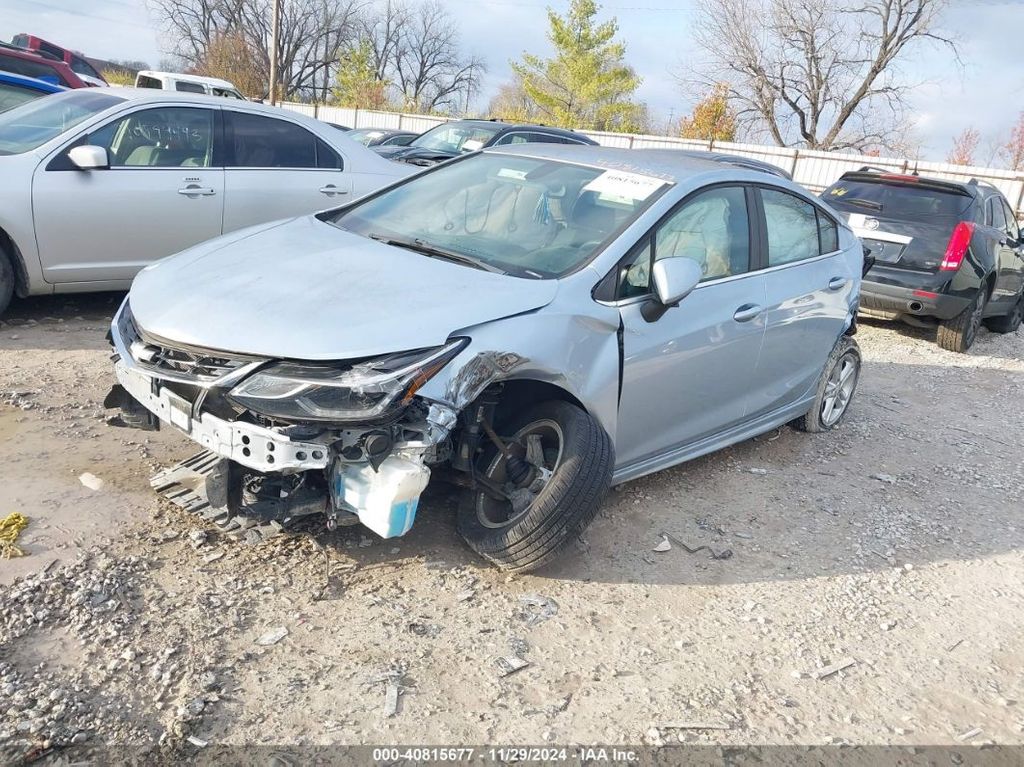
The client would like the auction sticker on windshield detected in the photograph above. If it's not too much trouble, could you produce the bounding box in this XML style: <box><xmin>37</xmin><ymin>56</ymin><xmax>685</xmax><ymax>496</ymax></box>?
<box><xmin>583</xmin><ymin>170</ymin><xmax>667</xmax><ymax>203</ymax></box>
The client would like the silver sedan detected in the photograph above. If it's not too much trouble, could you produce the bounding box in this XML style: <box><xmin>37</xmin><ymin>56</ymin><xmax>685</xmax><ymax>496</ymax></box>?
<box><xmin>108</xmin><ymin>145</ymin><xmax>864</xmax><ymax>571</ymax></box>
<box><xmin>0</xmin><ymin>89</ymin><xmax>411</xmax><ymax>315</ymax></box>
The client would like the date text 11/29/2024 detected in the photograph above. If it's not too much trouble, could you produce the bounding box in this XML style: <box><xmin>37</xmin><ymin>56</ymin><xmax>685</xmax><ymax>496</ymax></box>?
<box><xmin>372</xmin><ymin>747</ymin><xmax>640</xmax><ymax>762</ymax></box>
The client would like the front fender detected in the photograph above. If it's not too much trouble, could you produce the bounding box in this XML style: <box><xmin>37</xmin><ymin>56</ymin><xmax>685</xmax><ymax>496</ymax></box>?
<box><xmin>417</xmin><ymin>303</ymin><xmax>622</xmax><ymax>442</ymax></box>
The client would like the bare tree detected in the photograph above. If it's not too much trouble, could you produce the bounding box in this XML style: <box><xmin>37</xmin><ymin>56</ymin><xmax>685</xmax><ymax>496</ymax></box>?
<box><xmin>688</xmin><ymin>0</ymin><xmax>955</xmax><ymax>151</ymax></box>
<box><xmin>947</xmin><ymin>126</ymin><xmax>979</xmax><ymax>166</ymax></box>
<box><xmin>149</xmin><ymin>0</ymin><xmax>361</xmax><ymax>100</ymax></box>
<box><xmin>360</xmin><ymin>0</ymin><xmax>484</xmax><ymax>113</ymax></box>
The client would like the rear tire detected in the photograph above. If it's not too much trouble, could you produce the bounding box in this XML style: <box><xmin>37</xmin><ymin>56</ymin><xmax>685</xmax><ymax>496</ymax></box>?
<box><xmin>983</xmin><ymin>291</ymin><xmax>1023</xmax><ymax>334</ymax></box>
<box><xmin>792</xmin><ymin>336</ymin><xmax>861</xmax><ymax>433</ymax></box>
<box><xmin>0</xmin><ymin>249</ymin><xmax>14</xmax><ymax>318</ymax></box>
<box><xmin>937</xmin><ymin>289</ymin><xmax>986</xmax><ymax>352</ymax></box>
<box><xmin>457</xmin><ymin>400</ymin><xmax>613</xmax><ymax>572</ymax></box>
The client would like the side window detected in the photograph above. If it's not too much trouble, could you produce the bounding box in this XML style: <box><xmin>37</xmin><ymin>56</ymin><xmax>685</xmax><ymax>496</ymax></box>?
<box><xmin>227</xmin><ymin>112</ymin><xmax>318</xmax><ymax>168</ymax></box>
<box><xmin>315</xmin><ymin>138</ymin><xmax>343</xmax><ymax>169</ymax></box>
<box><xmin>70</xmin><ymin>56</ymin><xmax>101</xmax><ymax>79</ymax></box>
<box><xmin>86</xmin><ymin>107</ymin><xmax>215</xmax><ymax>168</ymax></box>
<box><xmin>655</xmin><ymin>186</ymin><xmax>750</xmax><ymax>281</ymax></box>
<box><xmin>1001</xmin><ymin>199</ymin><xmax>1020</xmax><ymax>240</ymax></box>
<box><xmin>492</xmin><ymin>133</ymin><xmax>527</xmax><ymax>146</ymax></box>
<box><xmin>136</xmin><ymin>75</ymin><xmax>162</xmax><ymax>89</ymax></box>
<box><xmin>526</xmin><ymin>132</ymin><xmax>562</xmax><ymax>144</ymax></box>
<box><xmin>175</xmin><ymin>81</ymin><xmax>206</xmax><ymax>93</ymax></box>
<box><xmin>762</xmin><ymin>188</ymin><xmax>820</xmax><ymax>266</ymax></box>
<box><xmin>990</xmin><ymin>197</ymin><xmax>1007</xmax><ymax>232</ymax></box>
<box><xmin>817</xmin><ymin>210</ymin><xmax>838</xmax><ymax>253</ymax></box>
<box><xmin>616</xmin><ymin>238</ymin><xmax>653</xmax><ymax>299</ymax></box>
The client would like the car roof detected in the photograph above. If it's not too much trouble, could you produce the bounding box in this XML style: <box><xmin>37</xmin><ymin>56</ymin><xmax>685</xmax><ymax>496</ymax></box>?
<box><xmin>441</xmin><ymin>118</ymin><xmax>588</xmax><ymax>138</ymax></box>
<box><xmin>136</xmin><ymin>70</ymin><xmax>239</xmax><ymax>89</ymax></box>
<box><xmin>485</xmin><ymin>143</ymin><xmax>789</xmax><ymax>183</ymax></box>
<box><xmin>0</xmin><ymin>70</ymin><xmax>65</xmax><ymax>93</ymax></box>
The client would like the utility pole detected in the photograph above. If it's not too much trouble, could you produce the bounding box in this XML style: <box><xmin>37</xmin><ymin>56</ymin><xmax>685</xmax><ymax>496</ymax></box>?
<box><xmin>269</xmin><ymin>0</ymin><xmax>281</xmax><ymax>105</ymax></box>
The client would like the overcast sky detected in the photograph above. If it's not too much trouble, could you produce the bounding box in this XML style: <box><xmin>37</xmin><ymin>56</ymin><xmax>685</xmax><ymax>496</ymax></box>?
<box><xmin>4</xmin><ymin>0</ymin><xmax>1022</xmax><ymax>162</ymax></box>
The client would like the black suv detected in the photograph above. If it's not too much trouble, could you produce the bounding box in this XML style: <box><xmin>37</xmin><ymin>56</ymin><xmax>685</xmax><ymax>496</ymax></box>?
<box><xmin>373</xmin><ymin>119</ymin><xmax>597</xmax><ymax>167</ymax></box>
<box><xmin>822</xmin><ymin>168</ymin><xmax>1024</xmax><ymax>352</ymax></box>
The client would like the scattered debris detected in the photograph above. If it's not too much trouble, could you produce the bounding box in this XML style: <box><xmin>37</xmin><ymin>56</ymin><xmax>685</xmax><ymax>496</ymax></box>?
<box><xmin>871</xmin><ymin>473</ymin><xmax>897</xmax><ymax>484</ymax></box>
<box><xmin>407</xmin><ymin>621</ymin><xmax>442</xmax><ymax>637</ymax></box>
<box><xmin>518</xmin><ymin>594</ymin><xmax>559</xmax><ymax>626</ymax></box>
<box><xmin>78</xmin><ymin>472</ymin><xmax>105</xmax><ymax>491</ymax></box>
<box><xmin>255</xmin><ymin>627</ymin><xmax>289</xmax><ymax>646</ymax></box>
<box><xmin>746</xmin><ymin>467</ymin><xmax>769</xmax><ymax>475</ymax></box>
<box><xmin>495</xmin><ymin>656</ymin><xmax>530</xmax><ymax>677</ymax></box>
<box><xmin>186</xmin><ymin>735</ymin><xmax>208</xmax><ymax>748</ymax></box>
<box><xmin>383</xmin><ymin>681</ymin><xmax>400</xmax><ymax>718</ymax></box>
<box><xmin>813</xmin><ymin>657</ymin><xmax>857</xmax><ymax>679</ymax></box>
<box><xmin>956</xmin><ymin>727</ymin><xmax>982</xmax><ymax>742</ymax></box>
<box><xmin>946</xmin><ymin>638</ymin><xmax>964</xmax><ymax>652</ymax></box>
<box><xmin>202</xmin><ymin>550</ymin><xmax>225</xmax><ymax>564</ymax></box>
<box><xmin>660</xmin><ymin>531</ymin><xmax>733</xmax><ymax>560</ymax></box>
<box><xmin>880</xmin><ymin>620</ymin><xmax>897</xmax><ymax>631</ymax></box>
<box><xmin>653</xmin><ymin>536</ymin><xmax>672</xmax><ymax>553</ymax></box>
<box><xmin>455</xmin><ymin>590</ymin><xmax>475</xmax><ymax>602</ymax></box>
<box><xmin>188</xmin><ymin>530</ymin><xmax>208</xmax><ymax>549</ymax></box>
<box><xmin>0</xmin><ymin>511</ymin><xmax>29</xmax><ymax>558</ymax></box>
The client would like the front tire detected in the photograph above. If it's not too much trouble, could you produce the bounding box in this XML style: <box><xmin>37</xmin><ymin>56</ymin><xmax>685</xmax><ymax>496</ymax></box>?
<box><xmin>937</xmin><ymin>289</ymin><xmax>986</xmax><ymax>352</ymax></box>
<box><xmin>983</xmin><ymin>291</ymin><xmax>1023</xmax><ymax>334</ymax></box>
<box><xmin>792</xmin><ymin>336</ymin><xmax>861</xmax><ymax>433</ymax></box>
<box><xmin>457</xmin><ymin>400</ymin><xmax>613</xmax><ymax>572</ymax></box>
<box><xmin>0</xmin><ymin>248</ymin><xmax>14</xmax><ymax>318</ymax></box>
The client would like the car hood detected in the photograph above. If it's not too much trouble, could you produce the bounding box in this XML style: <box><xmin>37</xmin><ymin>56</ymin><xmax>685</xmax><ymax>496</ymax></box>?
<box><xmin>375</xmin><ymin>145</ymin><xmax>460</xmax><ymax>164</ymax></box>
<box><xmin>128</xmin><ymin>216</ymin><xmax>558</xmax><ymax>360</ymax></box>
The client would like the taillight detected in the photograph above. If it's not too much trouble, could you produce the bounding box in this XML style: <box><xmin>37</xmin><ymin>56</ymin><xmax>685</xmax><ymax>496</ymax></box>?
<box><xmin>940</xmin><ymin>221</ymin><xmax>975</xmax><ymax>271</ymax></box>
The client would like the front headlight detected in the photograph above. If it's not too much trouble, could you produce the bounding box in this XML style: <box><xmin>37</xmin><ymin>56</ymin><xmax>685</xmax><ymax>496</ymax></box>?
<box><xmin>228</xmin><ymin>338</ymin><xmax>467</xmax><ymax>423</ymax></box>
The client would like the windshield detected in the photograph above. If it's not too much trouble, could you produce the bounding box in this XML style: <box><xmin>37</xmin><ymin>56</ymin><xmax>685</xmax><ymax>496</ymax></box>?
<box><xmin>0</xmin><ymin>89</ymin><xmax>123</xmax><ymax>155</ymax></box>
<box><xmin>330</xmin><ymin>152</ymin><xmax>668</xmax><ymax>278</ymax></box>
<box><xmin>346</xmin><ymin>128</ymin><xmax>383</xmax><ymax>146</ymax></box>
<box><xmin>411</xmin><ymin>123</ymin><xmax>502</xmax><ymax>153</ymax></box>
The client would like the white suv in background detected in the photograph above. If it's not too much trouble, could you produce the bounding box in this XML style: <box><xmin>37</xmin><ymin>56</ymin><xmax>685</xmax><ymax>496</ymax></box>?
<box><xmin>135</xmin><ymin>71</ymin><xmax>246</xmax><ymax>100</ymax></box>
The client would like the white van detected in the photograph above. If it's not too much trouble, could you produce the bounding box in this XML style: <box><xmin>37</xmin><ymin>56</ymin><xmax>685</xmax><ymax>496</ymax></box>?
<box><xmin>134</xmin><ymin>71</ymin><xmax>246</xmax><ymax>100</ymax></box>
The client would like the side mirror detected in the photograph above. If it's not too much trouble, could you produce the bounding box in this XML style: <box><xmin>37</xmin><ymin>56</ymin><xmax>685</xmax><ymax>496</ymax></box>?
<box><xmin>642</xmin><ymin>257</ymin><xmax>702</xmax><ymax>322</ymax></box>
<box><xmin>68</xmin><ymin>145</ymin><xmax>109</xmax><ymax>170</ymax></box>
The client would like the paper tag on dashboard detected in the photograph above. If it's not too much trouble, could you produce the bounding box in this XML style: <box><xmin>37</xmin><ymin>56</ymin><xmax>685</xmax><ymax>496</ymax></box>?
<box><xmin>583</xmin><ymin>170</ymin><xmax>666</xmax><ymax>202</ymax></box>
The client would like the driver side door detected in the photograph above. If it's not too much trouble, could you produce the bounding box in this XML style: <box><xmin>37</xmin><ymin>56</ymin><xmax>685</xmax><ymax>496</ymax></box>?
<box><xmin>614</xmin><ymin>185</ymin><xmax>768</xmax><ymax>470</ymax></box>
<box><xmin>32</xmin><ymin>105</ymin><xmax>224</xmax><ymax>284</ymax></box>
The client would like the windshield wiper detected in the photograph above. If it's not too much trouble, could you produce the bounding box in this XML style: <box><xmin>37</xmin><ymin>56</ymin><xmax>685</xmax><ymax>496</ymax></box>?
<box><xmin>367</xmin><ymin>234</ymin><xmax>505</xmax><ymax>274</ymax></box>
<box><xmin>844</xmin><ymin>197</ymin><xmax>883</xmax><ymax>212</ymax></box>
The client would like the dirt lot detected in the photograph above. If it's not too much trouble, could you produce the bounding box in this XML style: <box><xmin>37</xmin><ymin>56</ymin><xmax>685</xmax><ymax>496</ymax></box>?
<box><xmin>1</xmin><ymin>292</ymin><xmax>1022</xmax><ymax>758</ymax></box>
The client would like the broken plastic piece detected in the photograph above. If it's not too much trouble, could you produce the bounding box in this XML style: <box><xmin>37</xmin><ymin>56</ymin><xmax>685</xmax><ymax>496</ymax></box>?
<box><xmin>255</xmin><ymin>626</ymin><xmax>288</xmax><ymax>646</ymax></box>
<box><xmin>496</xmin><ymin>655</ymin><xmax>530</xmax><ymax>677</ymax></box>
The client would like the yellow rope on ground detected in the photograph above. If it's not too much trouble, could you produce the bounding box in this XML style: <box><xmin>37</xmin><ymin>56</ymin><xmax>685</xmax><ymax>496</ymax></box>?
<box><xmin>0</xmin><ymin>512</ymin><xmax>29</xmax><ymax>559</ymax></box>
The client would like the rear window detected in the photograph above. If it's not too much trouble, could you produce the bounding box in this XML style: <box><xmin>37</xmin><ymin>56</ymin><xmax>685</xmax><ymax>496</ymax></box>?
<box><xmin>824</xmin><ymin>179</ymin><xmax>972</xmax><ymax>219</ymax></box>
<box><xmin>136</xmin><ymin>75</ymin><xmax>162</xmax><ymax>89</ymax></box>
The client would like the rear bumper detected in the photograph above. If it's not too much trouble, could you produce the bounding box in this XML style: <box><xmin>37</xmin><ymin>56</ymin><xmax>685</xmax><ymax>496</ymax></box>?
<box><xmin>860</xmin><ymin>277</ymin><xmax>971</xmax><ymax>321</ymax></box>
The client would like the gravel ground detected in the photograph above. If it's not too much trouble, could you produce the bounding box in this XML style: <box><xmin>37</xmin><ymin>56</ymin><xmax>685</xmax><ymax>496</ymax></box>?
<box><xmin>1</xmin><ymin>293</ymin><xmax>1022</xmax><ymax>760</ymax></box>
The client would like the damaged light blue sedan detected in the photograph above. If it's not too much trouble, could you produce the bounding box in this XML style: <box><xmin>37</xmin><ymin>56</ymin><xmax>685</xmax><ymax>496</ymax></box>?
<box><xmin>106</xmin><ymin>145</ymin><xmax>864</xmax><ymax>571</ymax></box>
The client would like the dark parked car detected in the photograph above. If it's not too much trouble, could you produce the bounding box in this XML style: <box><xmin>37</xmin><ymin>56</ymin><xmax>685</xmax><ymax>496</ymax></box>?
<box><xmin>0</xmin><ymin>71</ymin><xmax>64</xmax><ymax>111</ymax></box>
<box><xmin>374</xmin><ymin>119</ymin><xmax>597</xmax><ymax>166</ymax></box>
<box><xmin>346</xmin><ymin>127</ymin><xmax>419</xmax><ymax>148</ymax></box>
<box><xmin>822</xmin><ymin>168</ymin><xmax>1024</xmax><ymax>352</ymax></box>
<box><xmin>0</xmin><ymin>44</ymin><xmax>89</xmax><ymax>89</ymax></box>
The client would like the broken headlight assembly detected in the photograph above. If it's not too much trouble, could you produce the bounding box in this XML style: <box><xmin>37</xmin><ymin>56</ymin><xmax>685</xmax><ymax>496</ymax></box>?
<box><xmin>226</xmin><ymin>338</ymin><xmax>468</xmax><ymax>424</ymax></box>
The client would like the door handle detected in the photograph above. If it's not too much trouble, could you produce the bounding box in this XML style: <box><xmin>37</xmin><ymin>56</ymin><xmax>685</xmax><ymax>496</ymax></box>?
<box><xmin>319</xmin><ymin>184</ymin><xmax>347</xmax><ymax>196</ymax></box>
<box><xmin>733</xmin><ymin>303</ymin><xmax>764</xmax><ymax>323</ymax></box>
<box><xmin>828</xmin><ymin>277</ymin><xmax>848</xmax><ymax>291</ymax></box>
<box><xmin>177</xmin><ymin>185</ymin><xmax>216</xmax><ymax>196</ymax></box>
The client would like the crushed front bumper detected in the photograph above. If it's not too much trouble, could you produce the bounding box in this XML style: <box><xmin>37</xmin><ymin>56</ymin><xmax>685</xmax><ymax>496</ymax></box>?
<box><xmin>115</xmin><ymin>361</ymin><xmax>331</xmax><ymax>473</ymax></box>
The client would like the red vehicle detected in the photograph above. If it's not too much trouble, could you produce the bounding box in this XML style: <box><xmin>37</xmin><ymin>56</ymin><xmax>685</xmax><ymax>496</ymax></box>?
<box><xmin>0</xmin><ymin>44</ymin><xmax>90</xmax><ymax>89</ymax></box>
<box><xmin>11</xmin><ymin>34</ymin><xmax>106</xmax><ymax>86</ymax></box>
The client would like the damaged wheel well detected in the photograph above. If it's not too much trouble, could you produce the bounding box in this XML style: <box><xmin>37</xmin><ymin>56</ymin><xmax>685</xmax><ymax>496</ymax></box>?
<box><xmin>486</xmin><ymin>379</ymin><xmax>587</xmax><ymax>429</ymax></box>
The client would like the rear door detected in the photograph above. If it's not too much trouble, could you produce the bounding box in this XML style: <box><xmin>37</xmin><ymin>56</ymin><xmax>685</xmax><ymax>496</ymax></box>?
<box><xmin>749</xmin><ymin>186</ymin><xmax>854</xmax><ymax>417</ymax></box>
<box><xmin>32</xmin><ymin>104</ymin><xmax>224</xmax><ymax>284</ymax></box>
<box><xmin>990</xmin><ymin>197</ymin><xmax>1024</xmax><ymax>302</ymax></box>
<box><xmin>221</xmin><ymin>110</ymin><xmax>351</xmax><ymax>233</ymax></box>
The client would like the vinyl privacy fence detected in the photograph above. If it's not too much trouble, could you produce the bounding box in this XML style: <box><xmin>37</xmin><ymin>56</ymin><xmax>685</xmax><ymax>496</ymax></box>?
<box><xmin>283</xmin><ymin>102</ymin><xmax>1024</xmax><ymax>217</ymax></box>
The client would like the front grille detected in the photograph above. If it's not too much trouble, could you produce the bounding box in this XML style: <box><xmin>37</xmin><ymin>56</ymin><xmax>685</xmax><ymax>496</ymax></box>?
<box><xmin>122</xmin><ymin>307</ymin><xmax>260</xmax><ymax>385</ymax></box>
